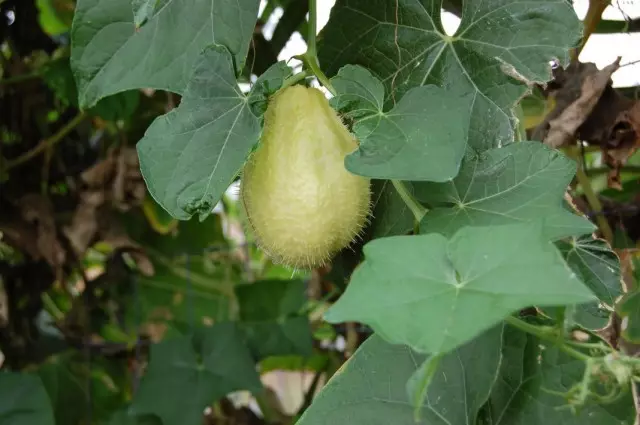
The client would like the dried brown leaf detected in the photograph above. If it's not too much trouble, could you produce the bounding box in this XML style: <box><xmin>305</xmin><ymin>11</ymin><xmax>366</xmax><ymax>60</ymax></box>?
<box><xmin>538</xmin><ymin>58</ymin><xmax>620</xmax><ymax>148</ymax></box>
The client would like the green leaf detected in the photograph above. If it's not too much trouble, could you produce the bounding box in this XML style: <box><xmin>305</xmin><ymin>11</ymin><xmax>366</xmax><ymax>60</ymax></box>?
<box><xmin>557</xmin><ymin>236</ymin><xmax>622</xmax><ymax>305</ymax></box>
<box><xmin>487</xmin><ymin>327</ymin><xmax>636</xmax><ymax>424</ymax></box>
<box><xmin>247</xmin><ymin>61</ymin><xmax>294</xmax><ymax>118</ymax></box>
<box><xmin>415</xmin><ymin>141</ymin><xmax>595</xmax><ymax>240</ymax></box>
<box><xmin>236</xmin><ymin>280</ymin><xmax>313</xmax><ymax>360</ymax></box>
<box><xmin>617</xmin><ymin>291</ymin><xmax>640</xmax><ymax>343</ymax></box>
<box><xmin>131</xmin><ymin>323</ymin><xmax>261</xmax><ymax>425</ymax></box>
<box><xmin>370</xmin><ymin>180</ymin><xmax>415</xmax><ymax>238</ymax></box>
<box><xmin>553</xmin><ymin>235</ymin><xmax>621</xmax><ymax>330</ymax></box>
<box><xmin>319</xmin><ymin>0</ymin><xmax>581</xmax><ymax>152</ymax></box>
<box><xmin>0</xmin><ymin>372</ymin><xmax>55</xmax><ymax>425</ymax></box>
<box><xmin>106</xmin><ymin>408</ymin><xmax>161</xmax><ymax>425</ymax></box>
<box><xmin>137</xmin><ymin>45</ymin><xmax>260</xmax><ymax>220</ymax></box>
<box><xmin>331</xmin><ymin>65</ymin><xmax>471</xmax><ymax>181</ymax></box>
<box><xmin>71</xmin><ymin>0</ymin><xmax>260</xmax><ymax>108</ymax></box>
<box><xmin>297</xmin><ymin>325</ymin><xmax>503</xmax><ymax>425</ymax></box>
<box><xmin>325</xmin><ymin>222</ymin><xmax>595</xmax><ymax>354</ymax></box>
<box><xmin>42</xmin><ymin>57</ymin><xmax>140</xmax><ymax>121</ymax></box>
<box><xmin>38</xmin><ymin>353</ymin><xmax>88</xmax><ymax>425</ymax></box>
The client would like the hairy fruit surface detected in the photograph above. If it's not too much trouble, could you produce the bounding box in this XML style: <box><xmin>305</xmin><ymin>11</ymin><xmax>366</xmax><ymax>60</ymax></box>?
<box><xmin>241</xmin><ymin>85</ymin><xmax>371</xmax><ymax>269</ymax></box>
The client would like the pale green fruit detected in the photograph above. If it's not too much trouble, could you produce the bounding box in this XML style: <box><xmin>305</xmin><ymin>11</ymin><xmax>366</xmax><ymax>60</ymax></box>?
<box><xmin>241</xmin><ymin>85</ymin><xmax>371</xmax><ymax>269</ymax></box>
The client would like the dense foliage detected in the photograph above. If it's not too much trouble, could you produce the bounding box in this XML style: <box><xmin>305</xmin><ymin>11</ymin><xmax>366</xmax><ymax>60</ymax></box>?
<box><xmin>1</xmin><ymin>0</ymin><xmax>640</xmax><ymax>424</ymax></box>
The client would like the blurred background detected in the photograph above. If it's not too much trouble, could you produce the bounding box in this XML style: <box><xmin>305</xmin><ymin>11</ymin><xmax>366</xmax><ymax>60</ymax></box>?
<box><xmin>0</xmin><ymin>0</ymin><xmax>639</xmax><ymax>423</ymax></box>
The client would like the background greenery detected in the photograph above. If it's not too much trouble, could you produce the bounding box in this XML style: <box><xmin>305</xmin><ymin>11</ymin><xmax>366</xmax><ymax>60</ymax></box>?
<box><xmin>1</xmin><ymin>1</ymin><xmax>639</xmax><ymax>425</ymax></box>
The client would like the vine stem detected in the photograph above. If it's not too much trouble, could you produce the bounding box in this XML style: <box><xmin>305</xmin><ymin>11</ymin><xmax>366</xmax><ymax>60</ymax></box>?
<box><xmin>392</xmin><ymin>180</ymin><xmax>427</xmax><ymax>224</ymax></box>
<box><xmin>4</xmin><ymin>112</ymin><xmax>88</xmax><ymax>171</ymax></box>
<box><xmin>504</xmin><ymin>315</ymin><xmax>592</xmax><ymax>362</ymax></box>
<box><xmin>567</xmin><ymin>148</ymin><xmax>614</xmax><ymax>243</ymax></box>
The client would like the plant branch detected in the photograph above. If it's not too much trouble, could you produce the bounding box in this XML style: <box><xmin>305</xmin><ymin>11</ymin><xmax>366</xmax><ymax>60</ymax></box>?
<box><xmin>575</xmin><ymin>161</ymin><xmax>614</xmax><ymax>243</ymax></box>
<box><xmin>4</xmin><ymin>112</ymin><xmax>88</xmax><ymax>171</ymax></box>
<box><xmin>564</xmin><ymin>147</ymin><xmax>614</xmax><ymax>242</ymax></box>
<box><xmin>505</xmin><ymin>315</ymin><xmax>592</xmax><ymax>362</ymax></box>
<box><xmin>307</xmin><ymin>0</ymin><xmax>318</xmax><ymax>56</ymax></box>
<box><xmin>296</xmin><ymin>0</ymin><xmax>336</xmax><ymax>95</ymax></box>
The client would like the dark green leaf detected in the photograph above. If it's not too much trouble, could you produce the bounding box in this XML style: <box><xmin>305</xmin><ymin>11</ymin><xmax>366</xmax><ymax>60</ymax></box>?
<box><xmin>331</xmin><ymin>65</ymin><xmax>472</xmax><ymax>181</ymax></box>
<box><xmin>131</xmin><ymin>323</ymin><xmax>261</xmax><ymax>425</ymax></box>
<box><xmin>0</xmin><ymin>372</ymin><xmax>54</xmax><ymax>425</ymax></box>
<box><xmin>319</xmin><ymin>0</ymin><xmax>581</xmax><ymax>152</ymax></box>
<box><xmin>105</xmin><ymin>408</ymin><xmax>161</xmax><ymax>425</ymax></box>
<box><xmin>553</xmin><ymin>235</ymin><xmax>621</xmax><ymax>330</ymax></box>
<box><xmin>38</xmin><ymin>354</ymin><xmax>88</xmax><ymax>425</ymax></box>
<box><xmin>325</xmin><ymin>222</ymin><xmax>595</xmax><ymax>354</ymax></box>
<box><xmin>137</xmin><ymin>45</ymin><xmax>260</xmax><ymax>220</ymax></box>
<box><xmin>370</xmin><ymin>180</ymin><xmax>414</xmax><ymax>238</ymax></box>
<box><xmin>415</xmin><ymin>141</ymin><xmax>595</xmax><ymax>240</ymax></box>
<box><xmin>487</xmin><ymin>327</ymin><xmax>635</xmax><ymax>424</ymax></box>
<box><xmin>236</xmin><ymin>280</ymin><xmax>313</xmax><ymax>359</ymax></box>
<box><xmin>42</xmin><ymin>58</ymin><xmax>140</xmax><ymax>121</ymax></box>
<box><xmin>557</xmin><ymin>236</ymin><xmax>622</xmax><ymax>305</ymax></box>
<box><xmin>71</xmin><ymin>0</ymin><xmax>260</xmax><ymax>108</ymax></box>
<box><xmin>617</xmin><ymin>291</ymin><xmax>640</xmax><ymax>343</ymax></box>
<box><xmin>297</xmin><ymin>325</ymin><xmax>503</xmax><ymax>425</ymax></box>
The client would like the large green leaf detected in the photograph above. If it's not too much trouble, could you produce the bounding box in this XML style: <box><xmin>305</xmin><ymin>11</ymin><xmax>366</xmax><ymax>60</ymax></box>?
<box><xmin>319</xmin><ymin>0</ymin><xmax>581</xmax><ymax>151</ymax></box>
<box><xmin>236</xmin><ymin>280</ymin><xmax>313</xmax><ymax>360</ymax></box>
<box><xmin>325</xmin><ymin>222</ymin><xmax>596</xmax><ymax>354</ymax></box>
<box><xmin>487</xmin><ymin>327</ymin><xmax>636</xmax><ymax>424</ymax></box>
<box><xmin>297</xmin><ymin>325</ymin><xmax>503</xmax><ymax>425</ymax></box>
<box><xmin>0</xmin><ymin>372</ymin><xmax>55</xmax><ymax>425</ymax></box>
<box><xmin>137</xmin><ymin>46</ymin><xmax>261</xmax><ymax>220</ymax></box>
<box><xmin>71</xmin><ymin>0</ymin><xmax>260</xmax><ymax>108</ymax></box>
<box><xmin>331</xmin><ymin>65</ymin><xmax>472</xmax><ymax>181</ymax></box>
<box><xmin>131</xmin><ymin>323</ymin><xmax>261</xmax><ymax>425</ymax></box>
<box><xmin>415</xmin><ymin>141</ymin><xmax>595</xmax><ymax>240</ymax></box>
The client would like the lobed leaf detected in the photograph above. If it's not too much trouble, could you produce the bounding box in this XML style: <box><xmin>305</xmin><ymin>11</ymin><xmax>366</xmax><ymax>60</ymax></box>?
<box><xmin>71</xmin><ymin>0</ymin><xmax>260</xmax><ymax>108</ymax></box>
<box><xmin>319</xmin><ymin>0</ymin><xmax>582</xmax><ymax>152</ymax></box>
<box><xmin>131</xmin><ymin>323</ymin><xmax>261</xmax><ymax>425</ymax></box>
<box><xmin>325</xmin><ymin>222</ymin><xmax>596</xmax><ymax>354</ymax></box>
<box><xmin>331</xmin><ymin>65</ymin><xmax>472</xmax><ymax>182</ymax></box>
<box><xmin>296</xmin><ymin>325</ymin><xmax>503</xmax><ymax>425</ymax></box>
<box><xmin>415</xmin><ymin>141</ymin><xmax>595</xmax><ymax>241</ymax></box>
<box><xmin>137</xmin><ymin>46</ymin><xmax>264</xmax><ymax>220</ymax></box>
<box><xmin>236</xmin><ymin>279</ymin><xmax>314</xmax><ymax>360</ymax></box>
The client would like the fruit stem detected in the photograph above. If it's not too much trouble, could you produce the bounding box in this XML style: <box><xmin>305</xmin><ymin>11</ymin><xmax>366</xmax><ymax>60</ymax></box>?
<box><xmin>308</xmin><ymin>0</ymin><xmax>318</xmax><ymax>57</ymax></box>
<box><xmin>391</xmin><ymin>180</ymin><xmax>427</xmax><ymax>224</ymax></box>
<box><xmin>298</xmin><ymin>0</ymin><xmax>337</xmax><ymax>95</ymax></box>
<box><xmin>281</xmin><ymin>70</ymin><xmax>310</xmax><ymax>90</ymax></box>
